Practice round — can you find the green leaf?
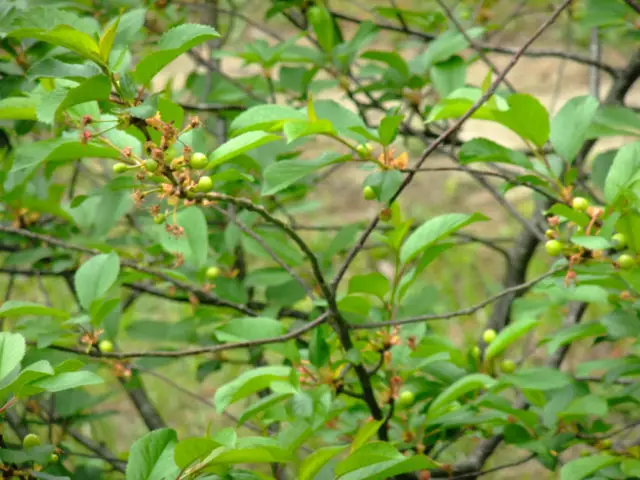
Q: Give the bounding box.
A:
[299,445,346,480]
[134,24,219,84]
[31,371,103,392]
[622,459,640,477]
[237,392,292,425]
[54,75,111,120]
[126,429,180,480]
[604,141,640,202]
[209,132,281,168]
[459,138,532,168]
[545,323,606,354]
[215,317,284,343]
[99,15,120,61]
[427,374,496,420]
[493,94,550,147]
[339,455,437,480]
[283,119,335,143]
[173,438,217,469]
[74,252,120,310]
[262,152,346,196]
[0,97,37,121]
[214,366,292,412]
[550,95,600,163]
[158,207,208,268]
[307,6,335,52]
[570,235,612,250]
[417,27,484,70]
[560,454,621,480]
[485,318,537,362]
[559,394,608,418]
[230,104,306,135]
[9,26,103,65]
[0,301,69,319]
[378,115,403,146]
[309,325,330,368]
[0,333,26,383]
[502,368,572,391]
[0,361,54,399]
[431,56,466,98]
[400,213,488,264]
[351,420,385,453]
[348,273,389,299]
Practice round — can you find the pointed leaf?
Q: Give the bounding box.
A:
[0,333,26,383]
[214,366,291,412]
[550,96,600,163]
[74,252,120,310]
[0,301,69,319]
[209,132,281,167]
[126,429,180,480]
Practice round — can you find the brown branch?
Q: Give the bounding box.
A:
[624,0,640,15]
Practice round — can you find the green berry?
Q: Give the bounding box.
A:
[572,197,589,212]
[355,144,373,157]
[293,296,314,313]
[545,229,556,239]
[98,340,114,353]
[471,345,481,359]
[398,390,415,407]
[362,186,376,201]
[23,433,41,449]
[144,159,158,172]
[153,213,166,225]
[601,439,613,448]
[500,359,516,374]
[49,453,59,463]
[196,176,214,192]
[612,233,627,249]
[113,162,129,174]
[545,240,563,256]
[206,266,220,279]
[618,254,635,270]
[482,329,497,344]
[189,152,208,169]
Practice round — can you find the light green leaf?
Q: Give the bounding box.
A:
[348,273,389,299]
[99,15,120,61]
[0,333,26,383]
[9,26,103,65]
[230,104,306,135]
[0,361,54,399]
[55,75,111,119]
[559,394,608,418]
[215,317,284,343]
[339,455,436,480]
[0,97,37,121]
[502,367,571,391]
[262,152,345,196]
[427,374,496,420]
[459,138,532,168]
[214,366,292,412]
[31,371,103,392]
[209,131,281,168]
[74,252,120,310]
[604,141,640,202]
[126,429,180,480]
[307,6,335,52]
[550,95,600,163]
[560,454,620,480]
[158,207,208,268]
[237,392,292,426]
[351,420,384,453]
[0,301,69,319]
[283,119,335,143]
[299,445,346,480]
[493,94,550,147]
[545,323,606,354]
[431,55,466,97]
[134,24,219,84]
[173,438,217,469]
[400,213,488,264]
[622,459,640,477]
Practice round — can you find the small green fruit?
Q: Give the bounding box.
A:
[293,296,314,313]
[23,433,41,449]
[206,266,220,279]
[98,340,114,353]
[189,152,208,169]
[153,213,166,224]
[362,186,376,201]
[571,197,589,212]
[113,162,128,174]
[618,254,635,270]
[545,229,556,239]
[144,159,158,172]
[545,240,563,256]
[49,453,59,463]
[471,345,481,359]
[196,176,214,192]
[612,233,627,249]
[482,329,497,344]
[398,390,415,407]
[601,439,613,449]
[355,144,373,157]
[500,359,516,374]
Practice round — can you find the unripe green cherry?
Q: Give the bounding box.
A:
[482,329,497,344]
[545,229,556,239]
[196,176,214,192]
[113,162,129,174]
[612,233,627,249]
[49,453,59,463]
[471,345,481,359]
[362,186,376,201]
[98,340,114,353]
[206,266,220,279]
[545,240,563,256]
[571,197,589,212]
[618,254,635,270]
[398,390,415,407]
[144,159,158,172]
[355,144,373,157]
[189,152,208,169]
[500,359,516,374]
[153,213,166,225]
[23,433,41,449]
